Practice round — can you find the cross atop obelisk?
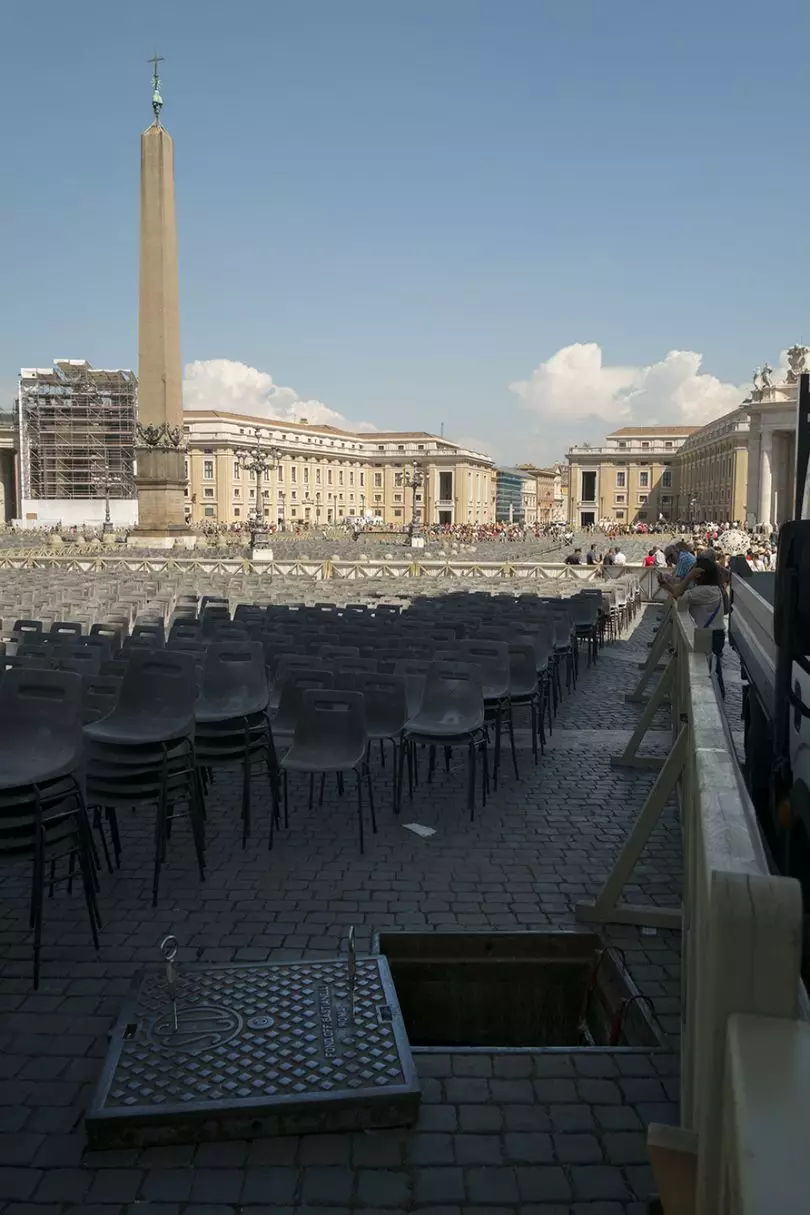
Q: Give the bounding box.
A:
[148,50,165,125]
[128,52,191,548]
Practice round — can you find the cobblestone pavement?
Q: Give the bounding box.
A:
[0,608,682,1214]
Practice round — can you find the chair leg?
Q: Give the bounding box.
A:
[467,740,475,820]
[530,698,538,765]
[379,738,385,768]
[444,746,452,774]
[106,807,122,868]
[283,769,289,828]
[308,773,315,812]
[366,763,377,834]
[76,834,101,951]
[151,767,168,908]
[493,703,502,791]
[355,769,365,854]
[393,740,401,815]
[92,806,114,874]
[31,828,46,991]
[507,702,519,780]
[241,759,251,849]
[480,737,489,808]
[397,738,408,809]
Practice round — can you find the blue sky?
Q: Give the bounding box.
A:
[2,0,808,463]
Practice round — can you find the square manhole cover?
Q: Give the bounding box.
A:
[86,956,420,1148]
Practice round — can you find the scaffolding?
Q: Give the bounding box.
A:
[18,360,137,501]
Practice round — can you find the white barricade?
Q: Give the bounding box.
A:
[576,598,807,1213]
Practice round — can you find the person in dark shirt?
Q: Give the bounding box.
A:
[603,547,615,566]
[564,548,583,565]
[585,544,599,565]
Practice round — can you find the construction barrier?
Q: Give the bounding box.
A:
[576,597,809,1213]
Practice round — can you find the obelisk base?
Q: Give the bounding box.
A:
[129,447,196,548]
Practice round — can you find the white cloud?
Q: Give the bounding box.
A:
[182,358,376,431]
[509,342,748,428]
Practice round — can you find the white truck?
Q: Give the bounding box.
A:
[729,374,810,940]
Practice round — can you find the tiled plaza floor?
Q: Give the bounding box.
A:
[0,606,684,1214]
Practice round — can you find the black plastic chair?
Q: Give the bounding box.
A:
[195,641,276,846]
[84,649,204,904]
[440,639,516,786]
[82,674,123,724]
[49,621,83,638]
[400,660,487,819]
[0,668,100,987]
[279,689,374,852]
[341,672,408,813]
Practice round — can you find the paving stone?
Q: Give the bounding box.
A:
[445,1078,490,1104]
[298,1135,352,1166]
[414,1167,465,1204]
[0,1135,43,1166]
[194,1140,248,1167]
[489,1077,535,1103]
[84,1169,144,1203]
[515,1165,572,1202]
[458,1105,504,1133]
[533,1078,578,1103]
[300,1166,354,1205]
[450,1055,492,1077]
[33,1169,92,1203]
[593,1105,644,1131]
[553,1132,603,1163]
[570,1165,632,1201]
[408,1134,455,1165]
[466,1165,519,1204]
[416,1105,458,1133]
[602,1131,650,1163]
[487,1057,529,1082]
[240,1166,299,1204]
[356,1168,409,1206]
[533,1055,576,1077]
[246,1138,299,1166]
[188,1168,244,1203]
[576,1078,623,1104]
[351,1131,406,1168]
[503,1131,557,1168]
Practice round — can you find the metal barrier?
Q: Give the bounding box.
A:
[576,598,808,1213]
[0,552,666,591]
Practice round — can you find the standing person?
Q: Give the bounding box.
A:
[643,549,656,567]
[564,548,583,565]
[658,556,726,697]
[613,547,627,566]
[603,547,615,566]
[653,546,667,568]
[674,540,696,579]
[586,544,599,565]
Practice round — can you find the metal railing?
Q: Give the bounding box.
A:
[576,597,809,1212]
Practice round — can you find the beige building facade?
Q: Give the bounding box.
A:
[673,410,750,524]
[183,411,496,528]
[517,463,567,523]
[566,427,696,527]
[672,345,809,527]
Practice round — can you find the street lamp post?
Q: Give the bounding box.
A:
[236,428,282,545]
[403,463,425,547]
[91,452,122,534]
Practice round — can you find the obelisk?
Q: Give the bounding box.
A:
[129,53,190,547]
